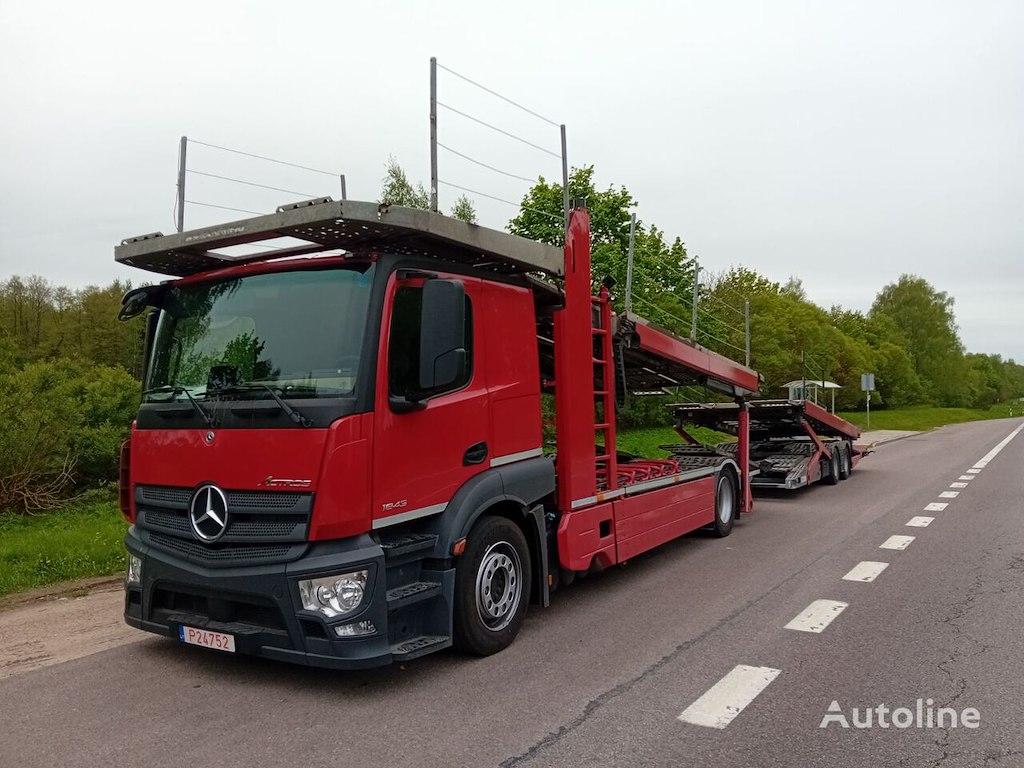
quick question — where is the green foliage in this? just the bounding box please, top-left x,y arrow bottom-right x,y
508,166 -> 710,345
0,490 -> 126,596
870,275 -> 968,406
380,156 -> 430,209
616,426 -> 732,459
450,194 -> 478,224
0,359 -> 139,512
509,169 -> 1024,418
379,158 -> 478,225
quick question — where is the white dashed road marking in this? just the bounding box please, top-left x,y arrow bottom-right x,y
950,482 -> 968,488
785,600 -> 848,633
880,535 -> 915,550
967,468 -> 982,474
958,475 -> 974,481
925,502 -> 948,512
939,491 -> 960,498
906,516 -> 934,527
973,423 -> 1024,468
678,665 -> 781,729
843,561 -> 889,582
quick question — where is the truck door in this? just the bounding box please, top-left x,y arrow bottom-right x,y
371,271 -> 489,530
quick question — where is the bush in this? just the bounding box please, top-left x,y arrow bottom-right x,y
0,360 -> 139,513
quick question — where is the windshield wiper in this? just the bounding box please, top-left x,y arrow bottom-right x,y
143,385 -> 216,428
207,383 -> 313,428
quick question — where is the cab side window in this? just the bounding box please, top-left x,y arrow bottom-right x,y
388,285 -> 473,398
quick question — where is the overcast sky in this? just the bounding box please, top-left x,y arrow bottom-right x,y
1,1 -> 1021,361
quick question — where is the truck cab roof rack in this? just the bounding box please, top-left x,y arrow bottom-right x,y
115,199 -> 565,278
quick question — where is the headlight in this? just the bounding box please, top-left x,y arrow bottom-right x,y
298,570 -> 368,618
126,554 -> 143,585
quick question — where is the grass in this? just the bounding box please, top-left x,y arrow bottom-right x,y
0,489 -> 127,598
615,424 -> 731,459
837,402 -> 1023,432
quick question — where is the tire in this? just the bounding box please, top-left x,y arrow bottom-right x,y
824,448 -> 840,485
453,516 -> 532,656
838,443 -> 852,481
710,470 -> 737,538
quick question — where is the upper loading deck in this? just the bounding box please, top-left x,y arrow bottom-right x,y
672,399 -> 861,442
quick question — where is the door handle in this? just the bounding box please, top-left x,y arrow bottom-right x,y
463,442 -> 488,466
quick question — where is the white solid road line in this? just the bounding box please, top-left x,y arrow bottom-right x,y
906,516 -> 934,527
784,600 -> 848,633
958,475 -> 974,481
966,468 -> 982,474
973,423 -> 1024,468
939,491 -> 960,498
950,482 -> 968,488
925,502 -> 948,512
880,535 -> 916,550
842,561 -> 889,582
678,665 -> 782,729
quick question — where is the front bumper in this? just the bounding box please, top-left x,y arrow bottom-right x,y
123,525 -> 394,669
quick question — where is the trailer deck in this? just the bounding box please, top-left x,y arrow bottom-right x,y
670,399 -> 867,490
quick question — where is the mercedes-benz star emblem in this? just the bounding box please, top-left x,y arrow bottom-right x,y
189,484 -> 229,542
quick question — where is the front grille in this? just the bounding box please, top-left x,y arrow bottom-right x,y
136,484 -> 314,565
139,485 -> 305,511
145,509 -> 190,534
150,533 -> 298,564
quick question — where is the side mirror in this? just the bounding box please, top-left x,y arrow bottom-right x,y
119,285 -> 165,321
418,279 -> 466,393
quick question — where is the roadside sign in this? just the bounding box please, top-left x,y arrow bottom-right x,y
861,373 -> 875,392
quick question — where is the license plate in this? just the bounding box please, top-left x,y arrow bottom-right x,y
179,625 -> 236,653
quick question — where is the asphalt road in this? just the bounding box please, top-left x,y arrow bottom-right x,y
2,419 -> 1022,768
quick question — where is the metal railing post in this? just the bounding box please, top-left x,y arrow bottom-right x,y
624,213 -> 637,315
744,298 -> 751,367
176,136 -> 187,232
429,57 -> 439,212
690,263 -> 701,340
560,124 -> 569,237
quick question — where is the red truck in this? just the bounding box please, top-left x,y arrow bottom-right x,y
115,199 -> 759,668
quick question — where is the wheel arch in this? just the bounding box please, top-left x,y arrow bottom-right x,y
420,457 -> 554,607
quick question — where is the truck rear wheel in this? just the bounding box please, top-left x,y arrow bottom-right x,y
711,470 -> 737,538
453,515 -> 532,656
824,449 -> 840,485
838,443 -> 852,480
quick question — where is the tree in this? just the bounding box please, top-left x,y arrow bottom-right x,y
870,275 -> 967,406
379,157 -> 477,224
379,156 -> 430,209
450,194 -> 477,224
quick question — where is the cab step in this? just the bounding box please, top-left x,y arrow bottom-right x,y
378,533 -> 438,566
387,580 -> 442,610
390,634 -> 450,661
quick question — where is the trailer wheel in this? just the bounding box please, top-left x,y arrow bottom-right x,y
824,449 -> 840,485
838,443 -> 852,480
711,470 -> 737,537
453,516 -> 532,656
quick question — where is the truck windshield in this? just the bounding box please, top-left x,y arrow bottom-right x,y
145,265 -> 374,401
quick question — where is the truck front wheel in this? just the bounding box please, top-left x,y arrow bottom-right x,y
453,516 -> 532,656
